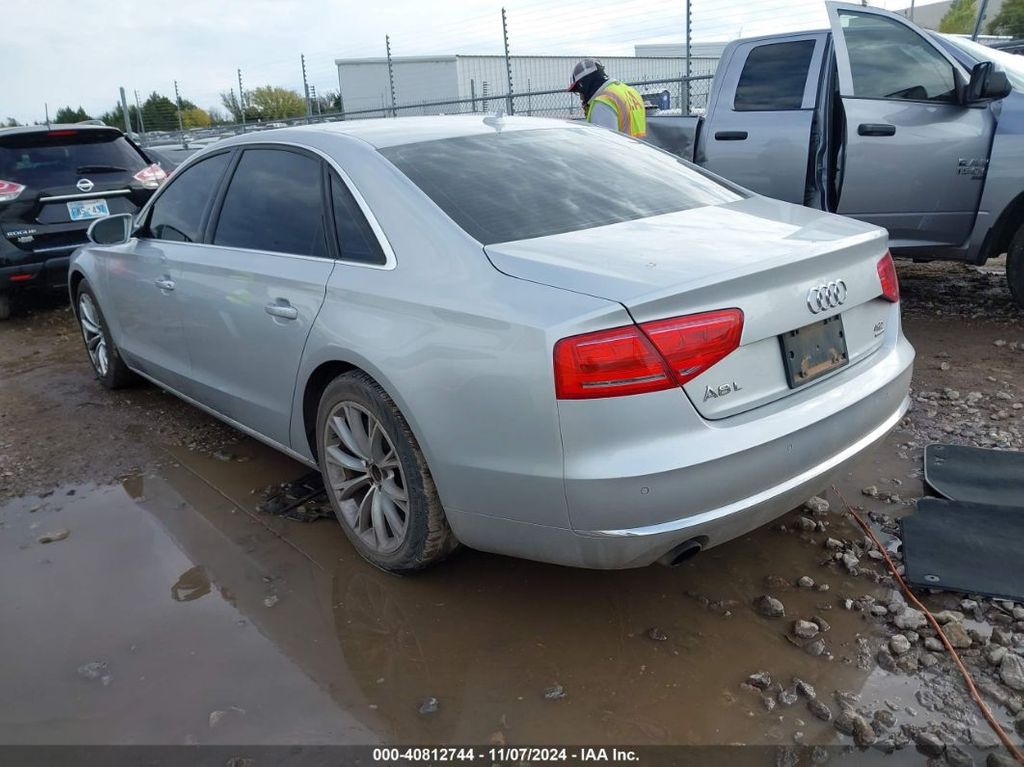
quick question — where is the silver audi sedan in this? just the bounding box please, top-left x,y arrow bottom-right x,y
69,116 -> 914,572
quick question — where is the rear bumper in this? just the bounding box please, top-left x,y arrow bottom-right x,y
446,315 -> 914,569
0,251 -> 74,292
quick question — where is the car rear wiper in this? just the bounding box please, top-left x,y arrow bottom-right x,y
75,165 -> 129,174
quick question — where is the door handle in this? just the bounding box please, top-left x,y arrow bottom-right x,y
154,278 -> 175,291
857,123 -> 896,137
714,130 -> 748,141
265,301 -> 298,320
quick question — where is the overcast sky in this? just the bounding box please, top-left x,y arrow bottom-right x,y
5,0 -> 937,124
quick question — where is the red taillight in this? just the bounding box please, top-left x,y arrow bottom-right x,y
9,273 -> 33,282
47,129 -> 77,137
0,179 -> 26,203
877,250 -> 899,303
554,309 -> 744,400
133,163 -> 167,189
640,309 -> 745,386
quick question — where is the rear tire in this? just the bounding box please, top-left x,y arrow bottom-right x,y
316,372 -> 458,573
1009,225 -> 1024,310
75,282 -> 137,389
0,294 -> 10,321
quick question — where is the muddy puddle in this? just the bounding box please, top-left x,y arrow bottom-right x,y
1,425 -> 994,758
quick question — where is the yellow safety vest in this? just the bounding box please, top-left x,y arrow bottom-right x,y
586,81 -> 647,138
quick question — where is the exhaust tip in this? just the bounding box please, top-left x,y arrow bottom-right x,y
658,538 -> 703,567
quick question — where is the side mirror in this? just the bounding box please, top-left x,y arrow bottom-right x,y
86,213 -> 133,246
966,61 -> 1012,103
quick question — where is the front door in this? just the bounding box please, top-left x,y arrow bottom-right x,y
175,147 -> 334,447
827,2 -> 996,250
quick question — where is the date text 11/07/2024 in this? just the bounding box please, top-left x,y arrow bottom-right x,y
373,747 -> 641,762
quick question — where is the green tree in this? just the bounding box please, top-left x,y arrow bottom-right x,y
180,107 -> 211,129
140,92 -> 181,132
54,105 -> 91,123
98,103 -> 142,132
219,90 -> 261,123
247,86 -> 307,119
939,0 -> 978,33
988,0 -> 1024,36
3,117 -> 21,127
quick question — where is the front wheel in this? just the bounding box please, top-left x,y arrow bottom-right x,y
316,372 -> 458,573
1009,224 -> 1024,310
76,282 -> 137,389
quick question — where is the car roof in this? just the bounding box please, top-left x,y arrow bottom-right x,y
213,114 -> 577,151
0,123 -> 123,139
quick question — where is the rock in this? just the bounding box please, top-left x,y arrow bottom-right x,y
986,646 -> 1007,666
543,684 -> 567,701
38,528 -> 70,544
753,595 -> 785,618
794,620 -> 819,639
746,671 -> 772,690
986,755 -> 1017,767
418,697 -> 439,715
813,615 -> 831,633
934,610 -> 965,624
834,711 -> 858,735
942,622 -> 972,649
894,607 -> 927,630
945,745 -> 974,767
872,709 -> 896,730
647,627 -> 668,642
805,496 -> 830,515
208,706 -> 244,728
778,686 -> 799,706
925,637 -> 945,652
992,627 -> 1014,646
842,553 -> 860,573
262,595 -> 278,608
999,652 -> 1024,691
871,605 -> 889,617
970,726 -> 1000,749
852,716 -> 877,747
877,648 -> 898,672
939,361 -> 951,372
890,634 -> 912,656
825,537 -> 844,550
798,576 -> 815,589
808,698 -> 832,722
896,652 -> 920,674
794,678 -> 816,700
1015,711 -> 1024,737
762,694 -> 777,712
77,661 -> 112,685
920,653 -> 939,669
805,638 -> 826,657
797,516 -> 817,532
914,730 -> 946,757
862,486 -> 879,498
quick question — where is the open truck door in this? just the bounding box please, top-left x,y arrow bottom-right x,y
825,1 -> 996,252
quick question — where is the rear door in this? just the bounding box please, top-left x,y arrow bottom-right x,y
826,2 -> 996,249
702,34 -> 825,204
175,146 -> 335,446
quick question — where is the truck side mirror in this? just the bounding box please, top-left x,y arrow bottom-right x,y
966,61 -> 1012,103
87,213 -> 133,246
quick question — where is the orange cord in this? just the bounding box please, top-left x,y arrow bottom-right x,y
831,484 -> 1024,764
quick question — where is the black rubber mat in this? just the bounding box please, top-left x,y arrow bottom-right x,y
924,444 -> 1024,507
901,498 -> 1024,601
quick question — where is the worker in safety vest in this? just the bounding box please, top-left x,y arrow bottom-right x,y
567,58 -> 646,138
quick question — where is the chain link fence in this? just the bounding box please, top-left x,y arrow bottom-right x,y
138,74 -> 713,148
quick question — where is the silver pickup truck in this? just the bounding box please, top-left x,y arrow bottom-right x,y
644,2 -> 1024,307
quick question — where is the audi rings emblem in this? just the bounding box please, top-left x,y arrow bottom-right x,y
806,280 -> 848,314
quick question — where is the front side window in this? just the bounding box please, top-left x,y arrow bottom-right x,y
213,149 -> 327,257
840,11 -> 957,102
147,152 -> 230,243
734,40 -> 816,111
380,128 -> 742,245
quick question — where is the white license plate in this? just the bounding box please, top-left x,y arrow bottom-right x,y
67,199 -> 110,221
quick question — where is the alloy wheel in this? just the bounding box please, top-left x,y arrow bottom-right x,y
323,402 -> 410,553
78,294 -> 109,378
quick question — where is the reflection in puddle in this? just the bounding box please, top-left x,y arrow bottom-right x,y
171,565 -> 211,602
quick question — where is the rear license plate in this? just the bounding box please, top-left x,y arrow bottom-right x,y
67,199 -> 110,221
780,314 -> 849,388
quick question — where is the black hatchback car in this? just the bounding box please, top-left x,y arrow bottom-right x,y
0,124 -> 167,319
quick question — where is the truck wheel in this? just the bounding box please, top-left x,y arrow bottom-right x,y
0,294 -> 10,321
1010,225 -> 1024,310
75,282 -> 138,389
316,371 -> 458,573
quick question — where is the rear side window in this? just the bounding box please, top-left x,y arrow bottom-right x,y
734,40 -> 816,111
148,152 -> 230,243
213,149 -> 327,257
0,130 -> 149,189
380,128 -> 741,245
330,174 -> 385,265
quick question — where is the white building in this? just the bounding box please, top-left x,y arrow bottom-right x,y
635,42 -> 729,58
334,54 -> 720,117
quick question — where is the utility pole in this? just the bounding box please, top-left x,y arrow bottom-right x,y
909,0 -> 915,22
386,35 -> 397,117
134,90 -> 146,137
972,0 -> 990,40
237,68 -> 246,132
44,102 -> 50,128
301,53 -> 311,123
502,7 -> 515,115
119,87 -> 131,136
684,0 -> 692,114
310,84 -> 321,119
173,80 -> 184,133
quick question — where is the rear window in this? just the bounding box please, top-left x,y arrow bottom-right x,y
0,130 -> 148,189
734,40 -> 816,111
379,128 -> 743,245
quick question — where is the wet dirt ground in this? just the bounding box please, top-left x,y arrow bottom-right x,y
1,261 -> 1023,762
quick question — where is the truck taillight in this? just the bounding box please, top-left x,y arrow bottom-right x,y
0,180 -> 26,203
554,309 -> 744,400
877,250 -> 899,303
133,163 -> 167,189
